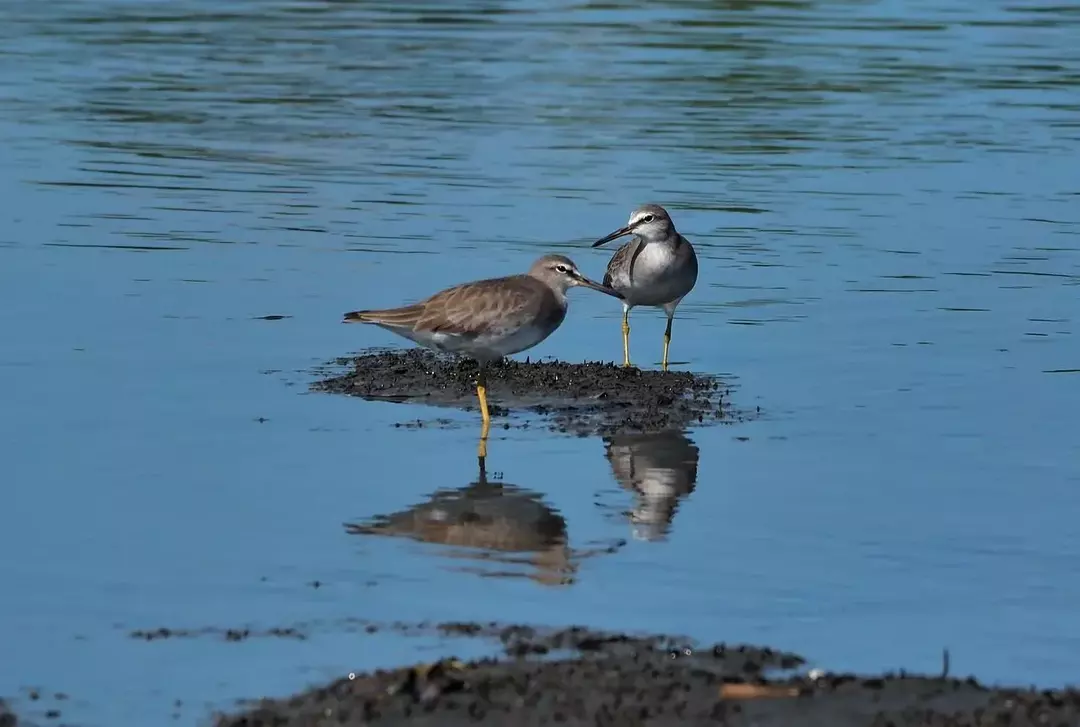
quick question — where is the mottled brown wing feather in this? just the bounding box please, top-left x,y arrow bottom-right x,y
415,276 -> 551,337
345,275 -> 561,337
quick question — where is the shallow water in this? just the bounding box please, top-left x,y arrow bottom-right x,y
1,0 -> 1079,724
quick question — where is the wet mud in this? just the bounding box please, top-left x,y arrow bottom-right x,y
311,349 -> 750,436
130,626 -> 307,642
209,622 -> 1080,727
9,622 -> 1077,726
0,699 -> 16,727
2,690 -> 70,727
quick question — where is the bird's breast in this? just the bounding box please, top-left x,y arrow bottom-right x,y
619,242 -> 696,306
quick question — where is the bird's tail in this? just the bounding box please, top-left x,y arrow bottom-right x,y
342,305 -> 423,327
343,310 -> 377,323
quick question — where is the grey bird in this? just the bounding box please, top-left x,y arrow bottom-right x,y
591,204 -> 698,370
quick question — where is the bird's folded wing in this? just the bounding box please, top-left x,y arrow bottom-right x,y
603,239 -> 640,288
417,278 -> 541,337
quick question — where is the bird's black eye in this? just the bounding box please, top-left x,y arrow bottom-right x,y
556,265 -> 570,274
642,214 -> 655,223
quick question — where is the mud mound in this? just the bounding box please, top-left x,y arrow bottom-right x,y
211,622 -> 1080,727
311,349 -> 752,436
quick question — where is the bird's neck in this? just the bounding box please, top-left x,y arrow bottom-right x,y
639,232 -> 682,251
546,286 -> 569,307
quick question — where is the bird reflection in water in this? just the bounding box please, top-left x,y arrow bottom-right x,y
345,455 -> 616,586
602,429 -> 700,541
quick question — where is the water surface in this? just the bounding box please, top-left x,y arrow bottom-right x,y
2,0 -> 1079,724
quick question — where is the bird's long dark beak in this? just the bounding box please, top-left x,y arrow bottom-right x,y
573,272 -> 623,299
591,224 -> 634,248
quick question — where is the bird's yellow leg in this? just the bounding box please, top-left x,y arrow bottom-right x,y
477,365 -> 491,460
477,409 -> 490,460
662,314 -> 674,372
621,305 -> 632,368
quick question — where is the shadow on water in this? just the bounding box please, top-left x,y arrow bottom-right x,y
602,429 -> 700,542
343,451 -> 625,587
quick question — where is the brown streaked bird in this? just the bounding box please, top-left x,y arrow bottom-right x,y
342,254 -> 621,454
591,204 -> 698,370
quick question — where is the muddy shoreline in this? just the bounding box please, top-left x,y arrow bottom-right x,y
0,700 -> 15,727
204,622 -> 1080,726
6,622 -> 1079,726
311,349 -> 752,436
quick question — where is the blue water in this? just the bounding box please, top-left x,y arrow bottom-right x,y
2,0 -> 1079,724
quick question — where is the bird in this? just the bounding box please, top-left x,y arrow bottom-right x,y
342,254 -> 622,455
591,204 -> 698,370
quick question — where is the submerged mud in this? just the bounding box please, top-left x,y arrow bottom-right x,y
311,349 -> 750,436
0,700 -> 16,727
211,622 -> 1080,727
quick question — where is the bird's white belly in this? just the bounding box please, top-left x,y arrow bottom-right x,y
412,323 -> 556,362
